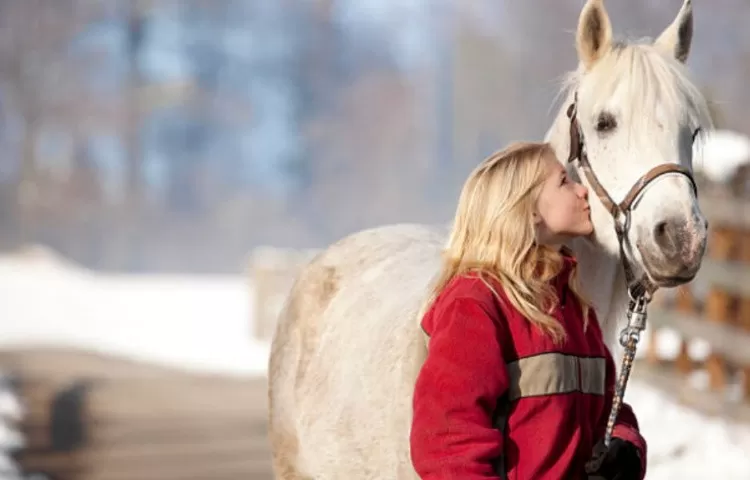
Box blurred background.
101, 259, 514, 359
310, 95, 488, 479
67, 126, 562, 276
0, 0, 749, 479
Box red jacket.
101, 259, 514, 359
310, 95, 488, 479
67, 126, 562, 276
410, 256, 647, 480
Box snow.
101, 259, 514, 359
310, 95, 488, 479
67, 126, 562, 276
0, 376, 22, 480
0, 389, 23, 426
0, 247, 749, 478
626, 381, 750, 479
694, 129, 750, 183
0, 246, 269, 377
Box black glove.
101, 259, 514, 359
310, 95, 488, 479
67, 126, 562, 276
585, 438, 642, 480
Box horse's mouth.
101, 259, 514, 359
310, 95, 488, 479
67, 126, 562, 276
646, 271, 697, 288
635, 244, 700, 288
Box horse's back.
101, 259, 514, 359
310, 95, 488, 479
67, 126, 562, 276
268, 223, 446, 479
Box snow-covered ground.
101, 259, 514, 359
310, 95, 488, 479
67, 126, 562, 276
0, 247, 269, 377
0, 247, 749, 479
0, 371, 24, 480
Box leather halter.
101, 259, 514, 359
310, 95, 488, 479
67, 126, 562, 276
565, 95, 698, 299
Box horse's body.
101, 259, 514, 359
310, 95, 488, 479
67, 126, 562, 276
268, 1, 712, 478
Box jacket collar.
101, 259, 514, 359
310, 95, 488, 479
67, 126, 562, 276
559, 245, 578, 269
554, 246, 578, 292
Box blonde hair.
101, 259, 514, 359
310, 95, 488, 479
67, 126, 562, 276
429, 141, 591, 344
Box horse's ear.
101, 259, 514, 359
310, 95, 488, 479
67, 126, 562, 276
654, 0, 693, 63
576, 0, 613, 70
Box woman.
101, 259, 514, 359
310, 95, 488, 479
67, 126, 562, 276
409, 141, 646, 479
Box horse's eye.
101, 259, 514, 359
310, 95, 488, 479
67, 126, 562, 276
595, 112, 617, 133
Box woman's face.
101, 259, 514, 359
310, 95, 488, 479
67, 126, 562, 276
534, 151, 593, 246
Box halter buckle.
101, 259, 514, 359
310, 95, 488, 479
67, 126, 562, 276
619, 295, 648, 347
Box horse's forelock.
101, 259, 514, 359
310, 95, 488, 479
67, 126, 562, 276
557, 41, 711, 135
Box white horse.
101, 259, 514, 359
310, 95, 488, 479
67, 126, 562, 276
268, 0, 713, 478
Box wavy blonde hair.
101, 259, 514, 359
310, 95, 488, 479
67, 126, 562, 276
429, 141, 591, 344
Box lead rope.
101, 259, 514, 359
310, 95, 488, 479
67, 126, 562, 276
602, 208, 654, 448
603, 291, 650, 447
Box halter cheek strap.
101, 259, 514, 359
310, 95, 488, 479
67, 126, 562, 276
564, 98, 697, 299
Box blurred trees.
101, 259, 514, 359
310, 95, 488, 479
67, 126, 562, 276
0, 0, 747, 273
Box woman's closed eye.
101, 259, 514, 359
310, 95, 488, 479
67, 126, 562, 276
561, 174, 576, 189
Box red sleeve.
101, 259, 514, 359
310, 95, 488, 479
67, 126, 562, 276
409, 297, 508, 480
601, 345, 648, 479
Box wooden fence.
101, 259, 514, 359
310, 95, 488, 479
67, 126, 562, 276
1, 348, 274, 480
247, 246, 321, 342
642, 189, 750, 422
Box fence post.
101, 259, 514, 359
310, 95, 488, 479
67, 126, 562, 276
674, 285, 696, 375
738, 228, 750, 401
646, 292, 663, 366
703, 225, 737, 392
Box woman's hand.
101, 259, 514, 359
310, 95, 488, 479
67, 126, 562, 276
585, 438, 642, 480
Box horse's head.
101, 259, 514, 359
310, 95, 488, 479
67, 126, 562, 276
564, 0, 711, 289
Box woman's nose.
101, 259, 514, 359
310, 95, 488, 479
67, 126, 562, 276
577, 183, 589, 199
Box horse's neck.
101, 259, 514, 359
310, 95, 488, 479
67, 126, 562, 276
545, 91, 627, 350
568, 236, 625, 349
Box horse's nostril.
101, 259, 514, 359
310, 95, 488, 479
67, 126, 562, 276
654, 221, 668, 238
653, 220, 679, 258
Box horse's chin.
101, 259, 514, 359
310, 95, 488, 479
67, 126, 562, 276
646, 271, 697, 289
636, 244, 701, 289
